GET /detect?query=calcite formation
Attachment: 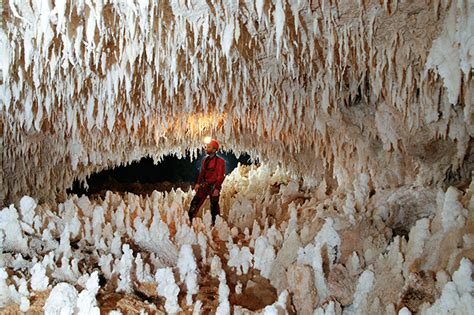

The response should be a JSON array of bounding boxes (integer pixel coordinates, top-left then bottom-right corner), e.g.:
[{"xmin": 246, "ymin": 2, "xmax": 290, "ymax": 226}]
[
  {"xmin": 0, "ymin": 0, "xmax": 472, "ymax": 204},
  {"xmin": 0, "ymin": 0, "xmax": 473, "ymax": 314},
  {"xmin": 0, "ymin": 165, "xmax": 471, "ymax": 313}
]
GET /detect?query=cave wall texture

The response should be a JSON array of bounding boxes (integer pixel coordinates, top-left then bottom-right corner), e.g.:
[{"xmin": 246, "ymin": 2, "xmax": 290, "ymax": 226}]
[{"xmin": 0, "ymin": 0, "xmax": 473, "ymax": 205}]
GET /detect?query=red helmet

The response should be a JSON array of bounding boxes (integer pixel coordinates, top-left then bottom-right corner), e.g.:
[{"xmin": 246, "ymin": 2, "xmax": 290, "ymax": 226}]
[{"xmin": 208, "ymin": 139, "xmax": 219, "ymax": 150}]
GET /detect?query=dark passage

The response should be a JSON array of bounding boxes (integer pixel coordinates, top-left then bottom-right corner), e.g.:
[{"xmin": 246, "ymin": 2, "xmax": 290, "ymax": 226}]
[{"xmin": 67, "ymin": 151, "xmax": 256, "ymax": 197}]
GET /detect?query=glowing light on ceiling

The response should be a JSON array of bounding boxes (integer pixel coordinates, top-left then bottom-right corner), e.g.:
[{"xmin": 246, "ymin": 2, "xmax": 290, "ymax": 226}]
[{"xmin": 203, "ymin": 136, "xmax": 212, "ymax": 144}]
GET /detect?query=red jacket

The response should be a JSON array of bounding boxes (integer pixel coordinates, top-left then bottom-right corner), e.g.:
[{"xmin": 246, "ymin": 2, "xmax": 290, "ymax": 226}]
[{"xmin": 197, "ymin": 155, "xmax": 226, "ymax": 190}]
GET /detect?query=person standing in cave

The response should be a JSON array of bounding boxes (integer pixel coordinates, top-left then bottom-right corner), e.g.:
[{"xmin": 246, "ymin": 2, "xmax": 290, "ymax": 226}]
[{"xmin": 188, "ymin": 139, "xmax": 226, "ymax": 225}]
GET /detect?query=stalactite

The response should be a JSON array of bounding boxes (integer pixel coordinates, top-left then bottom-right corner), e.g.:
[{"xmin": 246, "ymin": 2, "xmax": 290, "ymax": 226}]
[{"xmin": 0, "ymin": 1, "xmax": 469, "ymax": 204}]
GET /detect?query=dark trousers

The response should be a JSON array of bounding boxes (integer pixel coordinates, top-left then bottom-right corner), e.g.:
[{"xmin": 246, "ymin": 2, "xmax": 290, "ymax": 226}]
[{"xmin": 189, "ymin": 186, "xmax": 220, "ymax": 224}]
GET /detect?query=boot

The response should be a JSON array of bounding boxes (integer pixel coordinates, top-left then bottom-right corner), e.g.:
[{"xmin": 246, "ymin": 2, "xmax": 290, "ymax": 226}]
[
  {"xmin": 188, "ymin": 195, "xmax": 203, "ymax": 222},
  {"xmin": 210, "ymin": 196, "xmax": 220, "ymax": 225}
]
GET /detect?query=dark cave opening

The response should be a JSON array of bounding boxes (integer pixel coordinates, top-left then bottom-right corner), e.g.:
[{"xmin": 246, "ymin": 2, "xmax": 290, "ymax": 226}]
[{"xmin": 67, "ymin": 151, "xmax": 256, "ymax": 197}]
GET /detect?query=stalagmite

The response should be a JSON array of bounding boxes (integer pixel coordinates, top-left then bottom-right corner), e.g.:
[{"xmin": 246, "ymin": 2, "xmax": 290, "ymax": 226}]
[
  {"xmin": 216, "ymin": 270, "xmax": 230, "ymax": 315},
  {"xmin": 76, "ymin": 272, "xmax": 100, "ymax": 315},
  {"xmin": 422, "ymin": 258, "xmax": 474, "ymax": 314},
  {"xmin": 43, "ymin": 283, "xmax": 79, "ymax": 315},
  {"xmin": 30, "ymin": 262, "xmax": 49, "ymax": 292},
  {"xmin": 116, "ymin": 244, "xmax": 134, "ymax": 294},
  {"xmin": 0, "ymin": 268, "xmax": 10, "ymax": 308},
  {"xmin": 0, "ymin": 205, "xmax": 28, "ymax": 254},
  {"xmin": 155, "ymin": 267, "xmax": 181, "ymax": 314},
  {"xmin": 0, "ymin": 164, "xmax": 469, "ymax": 312},
  {"xmin": 177, "ymin": 244, "xmax": 199, "ymax": 306},
  {"xmin": 253, "ymin": 235, "xmax": 276, "ymax": 278},
  {"xmin": 227, "ymin": 244, "xmax": 253, "ymax": 275}
]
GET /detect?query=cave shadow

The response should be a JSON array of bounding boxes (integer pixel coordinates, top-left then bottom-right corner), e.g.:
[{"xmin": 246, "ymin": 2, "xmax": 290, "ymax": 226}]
[{"xmin": 67, "ymin": 151, "xmax": 256, "ymax": 197}]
